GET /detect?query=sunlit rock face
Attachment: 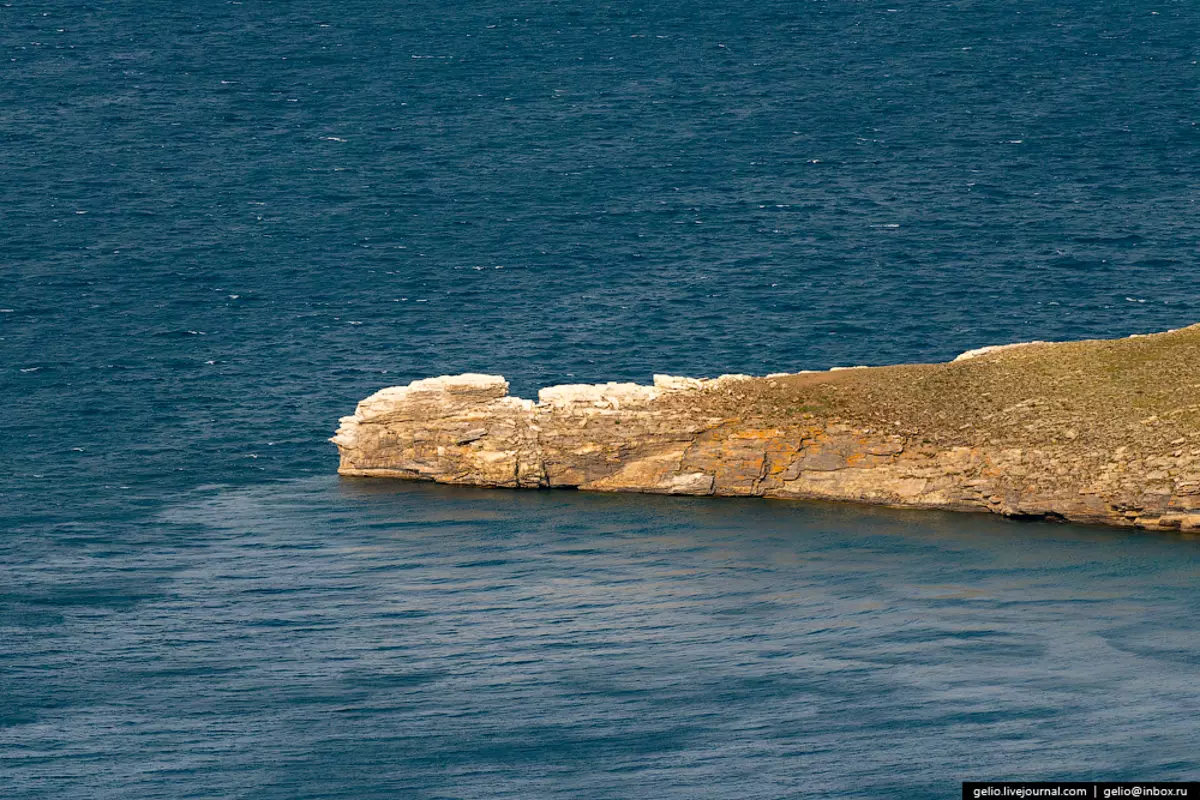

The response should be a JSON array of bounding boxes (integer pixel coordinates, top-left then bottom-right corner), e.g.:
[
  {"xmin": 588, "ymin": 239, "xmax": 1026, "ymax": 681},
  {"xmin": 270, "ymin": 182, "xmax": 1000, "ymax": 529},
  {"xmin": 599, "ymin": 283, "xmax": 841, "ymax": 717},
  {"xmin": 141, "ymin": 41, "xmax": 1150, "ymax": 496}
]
[{"xmin": 333, "ymin": 326, "xmax": 1200, "ymax": 533}]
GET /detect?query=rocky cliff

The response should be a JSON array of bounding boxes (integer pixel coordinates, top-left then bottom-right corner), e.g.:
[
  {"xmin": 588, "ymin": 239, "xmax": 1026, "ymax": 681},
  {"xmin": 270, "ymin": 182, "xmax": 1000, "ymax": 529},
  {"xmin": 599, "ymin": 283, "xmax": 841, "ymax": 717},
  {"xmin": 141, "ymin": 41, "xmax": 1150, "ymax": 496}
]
[{"xmin": 332, "ymin": 324, "xmax": 1200, "ymax": 532}]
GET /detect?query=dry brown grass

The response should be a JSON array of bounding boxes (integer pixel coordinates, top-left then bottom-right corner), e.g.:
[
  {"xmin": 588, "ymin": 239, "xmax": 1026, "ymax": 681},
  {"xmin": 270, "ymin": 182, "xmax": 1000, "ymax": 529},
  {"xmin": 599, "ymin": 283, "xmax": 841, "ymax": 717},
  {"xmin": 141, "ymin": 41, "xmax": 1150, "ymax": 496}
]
[{"xmin": 682, "ymin": 323, "xmax": 1200, "ymax": 456}]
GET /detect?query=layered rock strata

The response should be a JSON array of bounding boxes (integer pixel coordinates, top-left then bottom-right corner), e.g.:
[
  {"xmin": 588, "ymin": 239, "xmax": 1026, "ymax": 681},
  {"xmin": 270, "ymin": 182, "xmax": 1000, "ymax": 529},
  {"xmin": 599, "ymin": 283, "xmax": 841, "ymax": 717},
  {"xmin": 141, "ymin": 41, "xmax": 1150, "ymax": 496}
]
[{"xmin": 333, "ymin": 324, "xmax": 1200, "ymax": 532}]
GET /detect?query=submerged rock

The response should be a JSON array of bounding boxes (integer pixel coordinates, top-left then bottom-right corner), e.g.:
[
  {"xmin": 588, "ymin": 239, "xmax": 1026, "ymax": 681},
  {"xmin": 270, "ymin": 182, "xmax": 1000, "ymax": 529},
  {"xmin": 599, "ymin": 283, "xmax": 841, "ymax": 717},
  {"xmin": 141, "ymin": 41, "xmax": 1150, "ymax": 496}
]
[{"xmin": 332, "ymin": 324, "xmax": 1200, "ymax": 532}]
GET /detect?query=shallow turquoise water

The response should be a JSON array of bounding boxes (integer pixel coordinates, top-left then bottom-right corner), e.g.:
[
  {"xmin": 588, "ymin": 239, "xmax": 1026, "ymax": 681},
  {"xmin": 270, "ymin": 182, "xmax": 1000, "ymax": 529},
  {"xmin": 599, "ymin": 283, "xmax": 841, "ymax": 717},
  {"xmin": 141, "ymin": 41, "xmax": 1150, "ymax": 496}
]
[{"xmin": 3, "ymin": 0, "xmax": 1200, "ymax": 796}]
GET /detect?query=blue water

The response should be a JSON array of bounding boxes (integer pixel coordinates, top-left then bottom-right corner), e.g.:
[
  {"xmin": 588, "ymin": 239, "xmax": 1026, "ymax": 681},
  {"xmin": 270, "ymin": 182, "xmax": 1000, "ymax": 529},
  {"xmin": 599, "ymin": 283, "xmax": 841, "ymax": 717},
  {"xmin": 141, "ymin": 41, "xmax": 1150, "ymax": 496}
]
[{"xmin": 3, "ymin": 1, "xmax": 1199, "ymax": 796}]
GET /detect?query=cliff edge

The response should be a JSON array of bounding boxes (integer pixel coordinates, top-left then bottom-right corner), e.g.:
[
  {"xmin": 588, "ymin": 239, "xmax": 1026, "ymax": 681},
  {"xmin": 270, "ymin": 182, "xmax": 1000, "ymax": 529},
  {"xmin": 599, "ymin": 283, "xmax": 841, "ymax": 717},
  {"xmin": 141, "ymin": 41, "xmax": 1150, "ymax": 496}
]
[{"xmin": 332, "ymin": 324, "xmax": 1200, "ymax": 531}]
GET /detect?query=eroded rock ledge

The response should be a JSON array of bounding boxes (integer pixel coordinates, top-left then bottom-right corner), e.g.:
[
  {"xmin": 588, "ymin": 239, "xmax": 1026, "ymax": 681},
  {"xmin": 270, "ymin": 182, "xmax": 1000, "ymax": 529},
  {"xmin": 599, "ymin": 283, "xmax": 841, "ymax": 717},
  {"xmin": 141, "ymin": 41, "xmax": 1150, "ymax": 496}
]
[{"xmin": 333, "ymin": 324, "xmax": 1200, "ymax": 532}]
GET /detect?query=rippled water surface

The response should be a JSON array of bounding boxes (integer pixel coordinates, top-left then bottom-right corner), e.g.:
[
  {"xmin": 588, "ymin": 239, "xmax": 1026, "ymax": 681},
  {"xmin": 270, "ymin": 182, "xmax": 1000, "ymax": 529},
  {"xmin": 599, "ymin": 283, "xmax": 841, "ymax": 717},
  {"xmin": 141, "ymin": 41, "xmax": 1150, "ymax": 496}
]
[
  {"xmin": 3, "ymin": 0, "xmax": 1200, "ymax": 796},
  {"xmin": 7, "ymin": 481, "xmax": 1200, "ymax": 798}
]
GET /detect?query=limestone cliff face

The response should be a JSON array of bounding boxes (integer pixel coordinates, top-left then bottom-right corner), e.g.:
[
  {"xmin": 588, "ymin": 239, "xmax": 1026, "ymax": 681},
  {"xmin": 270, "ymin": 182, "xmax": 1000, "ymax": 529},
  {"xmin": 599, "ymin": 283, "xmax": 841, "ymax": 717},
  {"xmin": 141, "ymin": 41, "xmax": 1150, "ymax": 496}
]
[{"xmin": 332, "ymin": 326, "xmax": 1200, "ymax": 532}]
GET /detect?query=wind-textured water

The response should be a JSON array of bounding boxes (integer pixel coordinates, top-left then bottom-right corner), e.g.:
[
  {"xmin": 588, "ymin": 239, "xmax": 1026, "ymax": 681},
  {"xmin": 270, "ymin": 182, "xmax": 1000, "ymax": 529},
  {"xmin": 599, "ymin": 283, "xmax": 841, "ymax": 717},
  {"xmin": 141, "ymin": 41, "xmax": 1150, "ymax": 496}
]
[{"xmin": 3, "ymin": 1, "xmax": 1199, "ymax": 797}]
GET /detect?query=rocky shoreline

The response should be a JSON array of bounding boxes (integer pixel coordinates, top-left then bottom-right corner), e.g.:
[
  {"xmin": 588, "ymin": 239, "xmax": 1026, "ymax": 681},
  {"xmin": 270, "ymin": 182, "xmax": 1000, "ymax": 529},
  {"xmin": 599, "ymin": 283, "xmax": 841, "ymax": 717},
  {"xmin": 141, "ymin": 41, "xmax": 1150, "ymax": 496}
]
[{"xmin": 332, "ymin": 324, "xmax": 1200, "ymax": 532}]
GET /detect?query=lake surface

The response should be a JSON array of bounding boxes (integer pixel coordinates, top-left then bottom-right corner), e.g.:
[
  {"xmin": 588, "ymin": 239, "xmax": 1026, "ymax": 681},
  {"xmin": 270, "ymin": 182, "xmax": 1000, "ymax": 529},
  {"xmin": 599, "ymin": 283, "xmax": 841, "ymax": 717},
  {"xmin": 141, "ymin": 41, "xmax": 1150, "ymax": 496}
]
[{"xmin": 3, "ymin": 0, "xmax": 1199, "ymax": 796}]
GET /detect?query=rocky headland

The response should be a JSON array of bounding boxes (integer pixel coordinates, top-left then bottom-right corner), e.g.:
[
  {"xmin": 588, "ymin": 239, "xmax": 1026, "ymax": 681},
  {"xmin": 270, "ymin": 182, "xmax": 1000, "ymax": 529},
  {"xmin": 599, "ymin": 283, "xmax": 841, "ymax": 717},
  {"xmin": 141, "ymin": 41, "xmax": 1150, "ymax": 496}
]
[{"xmin": 332, "ymin": 324, "xmax": 1200, "ymax": 532}]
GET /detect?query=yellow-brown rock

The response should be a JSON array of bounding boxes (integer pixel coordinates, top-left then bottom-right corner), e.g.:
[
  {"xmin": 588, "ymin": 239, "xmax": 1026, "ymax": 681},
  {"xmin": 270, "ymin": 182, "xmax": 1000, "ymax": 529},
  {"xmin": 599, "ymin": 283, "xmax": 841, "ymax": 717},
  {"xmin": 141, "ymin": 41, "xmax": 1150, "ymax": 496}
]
[{"xmin": 332, "ymin": 325, "xmax": 1200, "ymax": 532}]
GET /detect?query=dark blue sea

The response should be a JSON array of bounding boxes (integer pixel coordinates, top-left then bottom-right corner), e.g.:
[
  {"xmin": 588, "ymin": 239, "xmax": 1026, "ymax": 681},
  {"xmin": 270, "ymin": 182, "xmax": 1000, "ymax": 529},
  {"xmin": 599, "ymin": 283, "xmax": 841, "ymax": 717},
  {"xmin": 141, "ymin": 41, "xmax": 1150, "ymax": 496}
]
[{"xmin": 3, "ymin": 1, "xmax": 1200, "ymax": 797}]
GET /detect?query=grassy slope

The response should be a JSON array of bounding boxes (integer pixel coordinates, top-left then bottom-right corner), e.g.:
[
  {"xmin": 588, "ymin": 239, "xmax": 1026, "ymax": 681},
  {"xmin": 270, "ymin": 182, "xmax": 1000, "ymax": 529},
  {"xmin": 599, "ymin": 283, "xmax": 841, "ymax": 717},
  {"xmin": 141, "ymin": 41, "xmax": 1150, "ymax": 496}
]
[{"xmin": 690, "ymin": 324, "xmax": 1200, "ymax": 457}]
